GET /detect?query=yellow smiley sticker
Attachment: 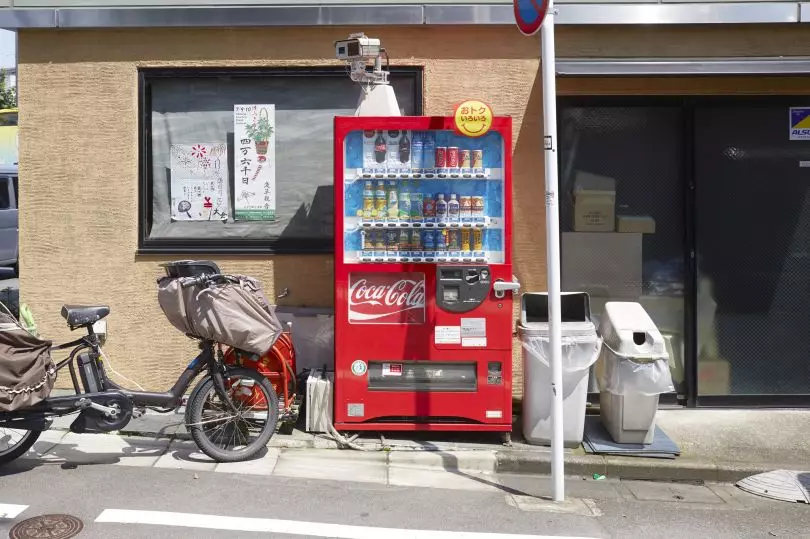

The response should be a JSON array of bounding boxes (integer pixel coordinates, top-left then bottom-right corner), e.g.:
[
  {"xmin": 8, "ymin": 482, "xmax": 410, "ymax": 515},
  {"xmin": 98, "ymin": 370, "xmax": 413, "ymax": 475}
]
[{"xmin": 453, "ymin": 100, "xmax": 494, "ymax": 138}]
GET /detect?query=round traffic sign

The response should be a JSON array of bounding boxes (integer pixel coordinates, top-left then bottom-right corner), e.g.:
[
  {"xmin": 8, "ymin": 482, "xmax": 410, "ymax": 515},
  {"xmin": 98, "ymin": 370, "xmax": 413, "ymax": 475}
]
[{"xmin": 514, "ymin": 0, "xmax": 549, "ymax": 36}]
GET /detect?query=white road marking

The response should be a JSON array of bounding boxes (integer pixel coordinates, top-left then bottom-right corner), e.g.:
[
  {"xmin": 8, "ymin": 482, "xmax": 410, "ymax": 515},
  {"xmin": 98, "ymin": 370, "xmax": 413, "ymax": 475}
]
[
  {"xmin": 96, "ymin": 509, "xmax": 598, "ymax": 539},
  {"xmin": 0, "ymin": 504, "xmax": 28, "ymax": 519}
]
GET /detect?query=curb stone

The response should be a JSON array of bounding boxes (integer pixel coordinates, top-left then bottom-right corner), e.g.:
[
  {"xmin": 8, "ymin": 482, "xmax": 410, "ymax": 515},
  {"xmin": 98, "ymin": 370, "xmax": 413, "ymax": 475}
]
[{"xmin": 50, "ymin": 423, "xmax": 777, "ymax": 483}]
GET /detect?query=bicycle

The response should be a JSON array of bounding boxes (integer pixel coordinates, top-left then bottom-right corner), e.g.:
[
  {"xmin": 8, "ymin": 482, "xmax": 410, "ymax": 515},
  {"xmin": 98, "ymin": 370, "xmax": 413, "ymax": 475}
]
[{"xmin": 0, "ymin": 261, "xmax": 279, "ymax": 465}]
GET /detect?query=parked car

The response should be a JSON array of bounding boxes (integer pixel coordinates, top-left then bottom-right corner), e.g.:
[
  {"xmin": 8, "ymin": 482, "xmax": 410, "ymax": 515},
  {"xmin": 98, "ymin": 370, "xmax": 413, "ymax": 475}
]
[{"xmin": 0, "ymin": 164, "xmax": 18, "ymax": 274}]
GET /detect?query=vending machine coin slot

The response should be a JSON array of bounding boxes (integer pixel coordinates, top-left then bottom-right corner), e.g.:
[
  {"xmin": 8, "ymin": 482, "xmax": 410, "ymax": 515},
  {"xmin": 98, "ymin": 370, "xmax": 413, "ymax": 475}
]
[{"xmin": 435, "ymin": 265, "xmax": 491, "ymax": 314}]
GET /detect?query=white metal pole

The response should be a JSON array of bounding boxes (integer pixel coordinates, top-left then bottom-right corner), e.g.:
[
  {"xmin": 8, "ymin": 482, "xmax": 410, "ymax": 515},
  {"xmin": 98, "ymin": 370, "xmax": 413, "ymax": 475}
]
[{"xmin": 541, "ymin": 1, "xmax": 565, "ymax": 502}]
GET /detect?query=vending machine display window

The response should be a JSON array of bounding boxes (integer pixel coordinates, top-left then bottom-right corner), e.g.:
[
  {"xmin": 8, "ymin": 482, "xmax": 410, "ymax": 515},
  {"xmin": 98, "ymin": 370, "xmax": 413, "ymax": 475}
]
[{"xmin": 340, "ymin": 128, "xmax": 506, "ymax": 265}]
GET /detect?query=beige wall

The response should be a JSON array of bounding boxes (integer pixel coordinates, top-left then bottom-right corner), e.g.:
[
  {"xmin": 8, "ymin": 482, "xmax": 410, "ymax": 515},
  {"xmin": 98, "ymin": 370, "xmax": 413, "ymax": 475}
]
[{"xmin": 17, "ymin": 24, "xmax": 810, "ymax": 392}]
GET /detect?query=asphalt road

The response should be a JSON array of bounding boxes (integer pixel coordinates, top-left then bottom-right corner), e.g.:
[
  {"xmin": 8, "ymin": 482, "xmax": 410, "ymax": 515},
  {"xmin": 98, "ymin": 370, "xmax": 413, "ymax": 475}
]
[{"xmin": 1, "ymin": 459, "xmax": 808, "ymax": 539}]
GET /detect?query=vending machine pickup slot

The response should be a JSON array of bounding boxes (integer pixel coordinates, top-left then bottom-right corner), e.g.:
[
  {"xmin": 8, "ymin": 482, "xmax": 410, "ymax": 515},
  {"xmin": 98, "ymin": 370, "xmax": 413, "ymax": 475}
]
[
  {"xmin": 367, "ymin": 361, "xmax": 477, "ymax": 392},
  {"xmin": 436, "ymin": 265, "xmax": 492, "ymax": 314}
]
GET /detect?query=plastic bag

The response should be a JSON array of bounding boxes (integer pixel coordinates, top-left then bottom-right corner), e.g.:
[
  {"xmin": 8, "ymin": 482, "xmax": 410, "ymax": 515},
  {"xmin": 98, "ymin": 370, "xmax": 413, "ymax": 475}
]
[
  {"xmin": 596, "ymin": 355, "xmax": 674, "ymax": 396},
  {"xmin": 521, "ymin": 333, "xmax": 602, "ymax": 373}
]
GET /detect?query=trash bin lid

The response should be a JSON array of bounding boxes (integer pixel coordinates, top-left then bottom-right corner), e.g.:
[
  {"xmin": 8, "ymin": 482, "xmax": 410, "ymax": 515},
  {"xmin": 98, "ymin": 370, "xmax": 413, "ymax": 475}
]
[
  {"xmin": 518, "ymin": 321, "xmax": 597, "ymax": 338},
  {"xmin": 600, "ymin": 302, "xmax": 668, "ymax": 360}
]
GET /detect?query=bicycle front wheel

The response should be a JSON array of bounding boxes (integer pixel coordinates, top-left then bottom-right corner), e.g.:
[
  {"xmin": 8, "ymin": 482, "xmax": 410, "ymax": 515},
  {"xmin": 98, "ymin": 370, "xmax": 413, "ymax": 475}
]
[{"xmin": 186, "ymin": 367, "xmax": 278, "ymax": 463}]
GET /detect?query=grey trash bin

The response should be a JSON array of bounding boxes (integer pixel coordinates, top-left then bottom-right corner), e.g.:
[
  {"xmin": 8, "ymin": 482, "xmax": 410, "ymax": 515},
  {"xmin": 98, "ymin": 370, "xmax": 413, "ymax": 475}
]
[
  {"xmin": 595, "ymin": 302, "xmax": 674, "ymax": 444},
  {"xmin": 519, "ymin": 292, "xmax": 602, "ymax": 448}
]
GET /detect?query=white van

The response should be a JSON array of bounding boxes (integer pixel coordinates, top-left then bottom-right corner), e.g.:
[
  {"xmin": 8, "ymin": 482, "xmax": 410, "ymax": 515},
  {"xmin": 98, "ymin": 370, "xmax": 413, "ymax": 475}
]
[{"xmin": 0, "ymin": 165, "xmax": 18, "ymax": 273}]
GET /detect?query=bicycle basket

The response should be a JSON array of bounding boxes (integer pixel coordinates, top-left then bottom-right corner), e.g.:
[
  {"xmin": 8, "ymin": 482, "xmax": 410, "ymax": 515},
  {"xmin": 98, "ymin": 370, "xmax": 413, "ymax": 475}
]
[
  {"xmin": 0, "ymin": 314, "xmax": 56, "ymax": 412},
  {"xmin": 157, "ymin": 275, "xmax": 282, "ymax": 355}
]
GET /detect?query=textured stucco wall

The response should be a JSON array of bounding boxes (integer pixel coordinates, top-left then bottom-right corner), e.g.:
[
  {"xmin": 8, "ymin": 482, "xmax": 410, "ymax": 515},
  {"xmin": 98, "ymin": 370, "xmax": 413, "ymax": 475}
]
[{"xmin": 16, "ymin": 24, "xmax": 810, "ymax": 393}]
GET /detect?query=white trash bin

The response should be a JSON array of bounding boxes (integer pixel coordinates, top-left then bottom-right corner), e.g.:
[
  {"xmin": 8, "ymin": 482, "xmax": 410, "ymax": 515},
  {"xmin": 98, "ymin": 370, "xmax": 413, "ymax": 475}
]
[
  {"xmin": 595, "ymin": 302, "xmax": 674, "ymax": 444},
  {"xmin": 520, "ymin": 293, "xmax": 602, "ymax": 448}
]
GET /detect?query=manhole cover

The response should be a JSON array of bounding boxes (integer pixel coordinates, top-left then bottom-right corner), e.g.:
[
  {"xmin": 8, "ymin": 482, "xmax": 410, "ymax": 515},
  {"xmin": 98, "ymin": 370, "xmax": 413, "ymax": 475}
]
[{"xmin": 8, "ymin": 514, "xmax": 84, "ymax": 539}]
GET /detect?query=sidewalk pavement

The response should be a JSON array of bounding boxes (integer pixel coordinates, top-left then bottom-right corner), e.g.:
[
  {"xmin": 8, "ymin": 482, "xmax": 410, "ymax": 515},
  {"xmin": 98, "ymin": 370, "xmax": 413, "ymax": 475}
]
[{"xmin": 44, "ymin": 407, "xmax": 810, "ymax": 484}]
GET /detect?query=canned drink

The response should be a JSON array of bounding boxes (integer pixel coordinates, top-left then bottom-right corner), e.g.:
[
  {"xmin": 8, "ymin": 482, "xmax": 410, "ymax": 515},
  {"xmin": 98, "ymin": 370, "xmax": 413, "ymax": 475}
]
[
  {"xmin": 410, "ymin": 192, "xmax": 423, "ymax": 222},
  {"xmin": 447, "ymin": 230, "xmax": 460, "ymax": 251},
  {"xmin": 460, "ymin": 149, "xmax": 472, "ymax": 172},
  {"xmin": 435, "ymin": 146, "xmax": 447, "ymax": 170},
  {"xmin": 472, "ymin": 149, "xmax": 484, "ymax": 174},
  {"xmin": 373, "ymin": 230, "xmax": 386, "ymax": 250},
  {"xmin": 385, "ymin": 229, "xmax": 400, "ymax": 252},
  {"xmin": 459, "ymin": 196, "xmax": 472, "ymax": 221},
  {"xmin": 461, "ymin": 229, "xmax": 471, "ymax": 252},
  {"xmin": 422, "ymin": 230, "xmax": 436, "ymax": 252},
  {"xmin": 472, "ymin": 196, "xmax": 485, "ymax": 221},
  {"xmin": 472, "ymin": 228, "xmax": 484, "ymax": 251},
  {"xmin": 435, "ymin": 229, "xmax": 447, "ymax": 251},
  {"xmin": 447, "ymin": 147, "xmax": 460, "ymax": 174}
]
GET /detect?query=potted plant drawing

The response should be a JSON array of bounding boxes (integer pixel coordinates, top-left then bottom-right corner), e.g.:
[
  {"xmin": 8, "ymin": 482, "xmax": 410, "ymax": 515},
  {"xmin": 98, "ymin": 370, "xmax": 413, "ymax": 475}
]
[{"xmin": 245, "ymin": 108, "xmax": 274, "ymax": 163}]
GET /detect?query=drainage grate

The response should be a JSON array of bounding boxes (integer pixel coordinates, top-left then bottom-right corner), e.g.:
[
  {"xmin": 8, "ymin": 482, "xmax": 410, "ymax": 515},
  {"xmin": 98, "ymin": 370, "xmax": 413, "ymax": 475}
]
[{"xmin": 9, "ymin": 514, "xmax": 84, "ymax": 539}]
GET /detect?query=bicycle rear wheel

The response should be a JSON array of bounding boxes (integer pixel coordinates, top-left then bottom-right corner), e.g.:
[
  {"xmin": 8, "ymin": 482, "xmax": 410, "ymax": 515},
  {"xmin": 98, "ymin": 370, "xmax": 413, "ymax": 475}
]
[
  {"xmin": 186, "ymin": 367, "xmax": 278, "ymax": 463},
  {"xmin": 0, "ymin": 427, "xmax": 40, "ymax": 466}
]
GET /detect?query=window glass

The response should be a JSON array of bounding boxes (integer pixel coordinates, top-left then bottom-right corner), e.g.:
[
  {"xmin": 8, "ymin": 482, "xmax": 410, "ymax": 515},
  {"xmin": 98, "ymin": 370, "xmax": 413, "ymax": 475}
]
[
  {"xmin": 142, "ymin": 69, "xmax": 421, "ymax": 252},
  {"xmin": 0, "ymin": 177, "xmax": 10, "ymax": 209}
]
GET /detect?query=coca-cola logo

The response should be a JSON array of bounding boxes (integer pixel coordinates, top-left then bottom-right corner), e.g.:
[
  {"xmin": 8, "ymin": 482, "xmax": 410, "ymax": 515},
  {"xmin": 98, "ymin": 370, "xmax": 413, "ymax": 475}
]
[{"xmin": 348, "ymin": 273, "xmax": 425, "ymax": 324}]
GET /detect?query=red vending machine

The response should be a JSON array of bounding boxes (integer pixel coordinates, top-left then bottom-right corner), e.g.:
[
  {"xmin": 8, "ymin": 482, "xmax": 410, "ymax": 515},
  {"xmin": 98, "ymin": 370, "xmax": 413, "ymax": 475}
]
[{"xmin": 333, "ymin": 115, "xmax": 517, "ymax": 432}]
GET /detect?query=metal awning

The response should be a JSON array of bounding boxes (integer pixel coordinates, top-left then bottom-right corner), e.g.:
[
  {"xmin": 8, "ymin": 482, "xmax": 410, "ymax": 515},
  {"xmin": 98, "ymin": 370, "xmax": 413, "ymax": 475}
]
[
  {"xmin": 556, "ymin": 57, "xmax": 810, "ymax": 76},
  {"xmin": 0, "ymin": 3, "xmax": 808, "ymax": 29}
]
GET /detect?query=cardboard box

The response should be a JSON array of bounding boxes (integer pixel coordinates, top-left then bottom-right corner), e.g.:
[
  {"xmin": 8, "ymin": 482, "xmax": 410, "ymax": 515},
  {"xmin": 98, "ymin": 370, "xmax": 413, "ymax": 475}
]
[
  {"xmin": 698, "ymin": 359, "xmax": 731, "ymax": 395},
  {"xmin": 617, "ymin": 215, "xmax": 656, "ymax": 234},
  {"xmin": 573, "ymin": 171, "xmax": 616, "ymax": 232},
  {"xmin": 561, "ymin": 232, "xmax": 643, "ymax": 298}
]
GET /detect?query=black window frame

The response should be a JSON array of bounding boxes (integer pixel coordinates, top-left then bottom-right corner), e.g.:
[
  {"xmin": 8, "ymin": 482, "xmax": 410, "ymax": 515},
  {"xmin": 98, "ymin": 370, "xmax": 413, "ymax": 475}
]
[{"xmin": 138, "ymin": 66, "xmax": 423, "ymax": 255}]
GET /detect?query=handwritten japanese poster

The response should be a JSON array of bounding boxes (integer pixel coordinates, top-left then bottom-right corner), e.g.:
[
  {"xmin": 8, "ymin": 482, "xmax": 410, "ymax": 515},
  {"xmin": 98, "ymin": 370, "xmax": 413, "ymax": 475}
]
[
  {"xmin": 169, "ymin": 143, "xmax": 229, "ymax": 221},
  {"xmin": 233, "ymin": 104, "xmax": 276, "ymax": 221}
]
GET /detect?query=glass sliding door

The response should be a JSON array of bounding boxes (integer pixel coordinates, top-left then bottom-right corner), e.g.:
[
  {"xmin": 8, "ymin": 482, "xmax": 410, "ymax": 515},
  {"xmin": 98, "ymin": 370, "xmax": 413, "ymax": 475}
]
[
  {"xmin": 694, "ymin": 103, "xmax": 810, "ymax": 396},
  {"xmin": 558, "ymin": 103, "xmax": 686, "ymax": 398}
]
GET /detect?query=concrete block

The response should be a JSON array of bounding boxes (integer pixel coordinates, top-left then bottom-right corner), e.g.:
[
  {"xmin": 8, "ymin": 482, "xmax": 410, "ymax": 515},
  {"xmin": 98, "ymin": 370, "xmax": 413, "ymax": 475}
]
[
  {"xmin": 39, "ymin": 432, "xmax": 169, "ymax": 467},
  {"xmin": 388, "ymin": 467, "xmax": 502, "ymax": 492},
  {"xmin": 388, "ymin": 450, "xmax": 497, "ymax": 473},
  {"xmin": 272, "ymin": 448, "xmax": 387, "ymax": 484},
  {"xmin": 153, "ymin": 441, "xmax": 217, "ymax": 471},
  {"xmin": 214, "ymin": 448, "xmax": 280, "ymax": 476},
  {"xmin": 605, "ymin": 456, "xmax": 718, "ymax": 482}
]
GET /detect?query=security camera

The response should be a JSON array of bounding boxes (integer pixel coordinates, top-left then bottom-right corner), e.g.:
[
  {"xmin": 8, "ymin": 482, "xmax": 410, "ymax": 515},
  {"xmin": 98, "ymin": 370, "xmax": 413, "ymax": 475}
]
[{"xmin": 335, "ymin": 33, "xmax": 381, "ymax": 61}]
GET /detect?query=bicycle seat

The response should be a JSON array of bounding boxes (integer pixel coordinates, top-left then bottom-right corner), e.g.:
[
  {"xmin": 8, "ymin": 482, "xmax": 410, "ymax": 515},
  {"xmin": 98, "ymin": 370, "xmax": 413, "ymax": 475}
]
[{"xmin": 61, "ymin": 305, "xmax": 110, "ymax": 329}]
